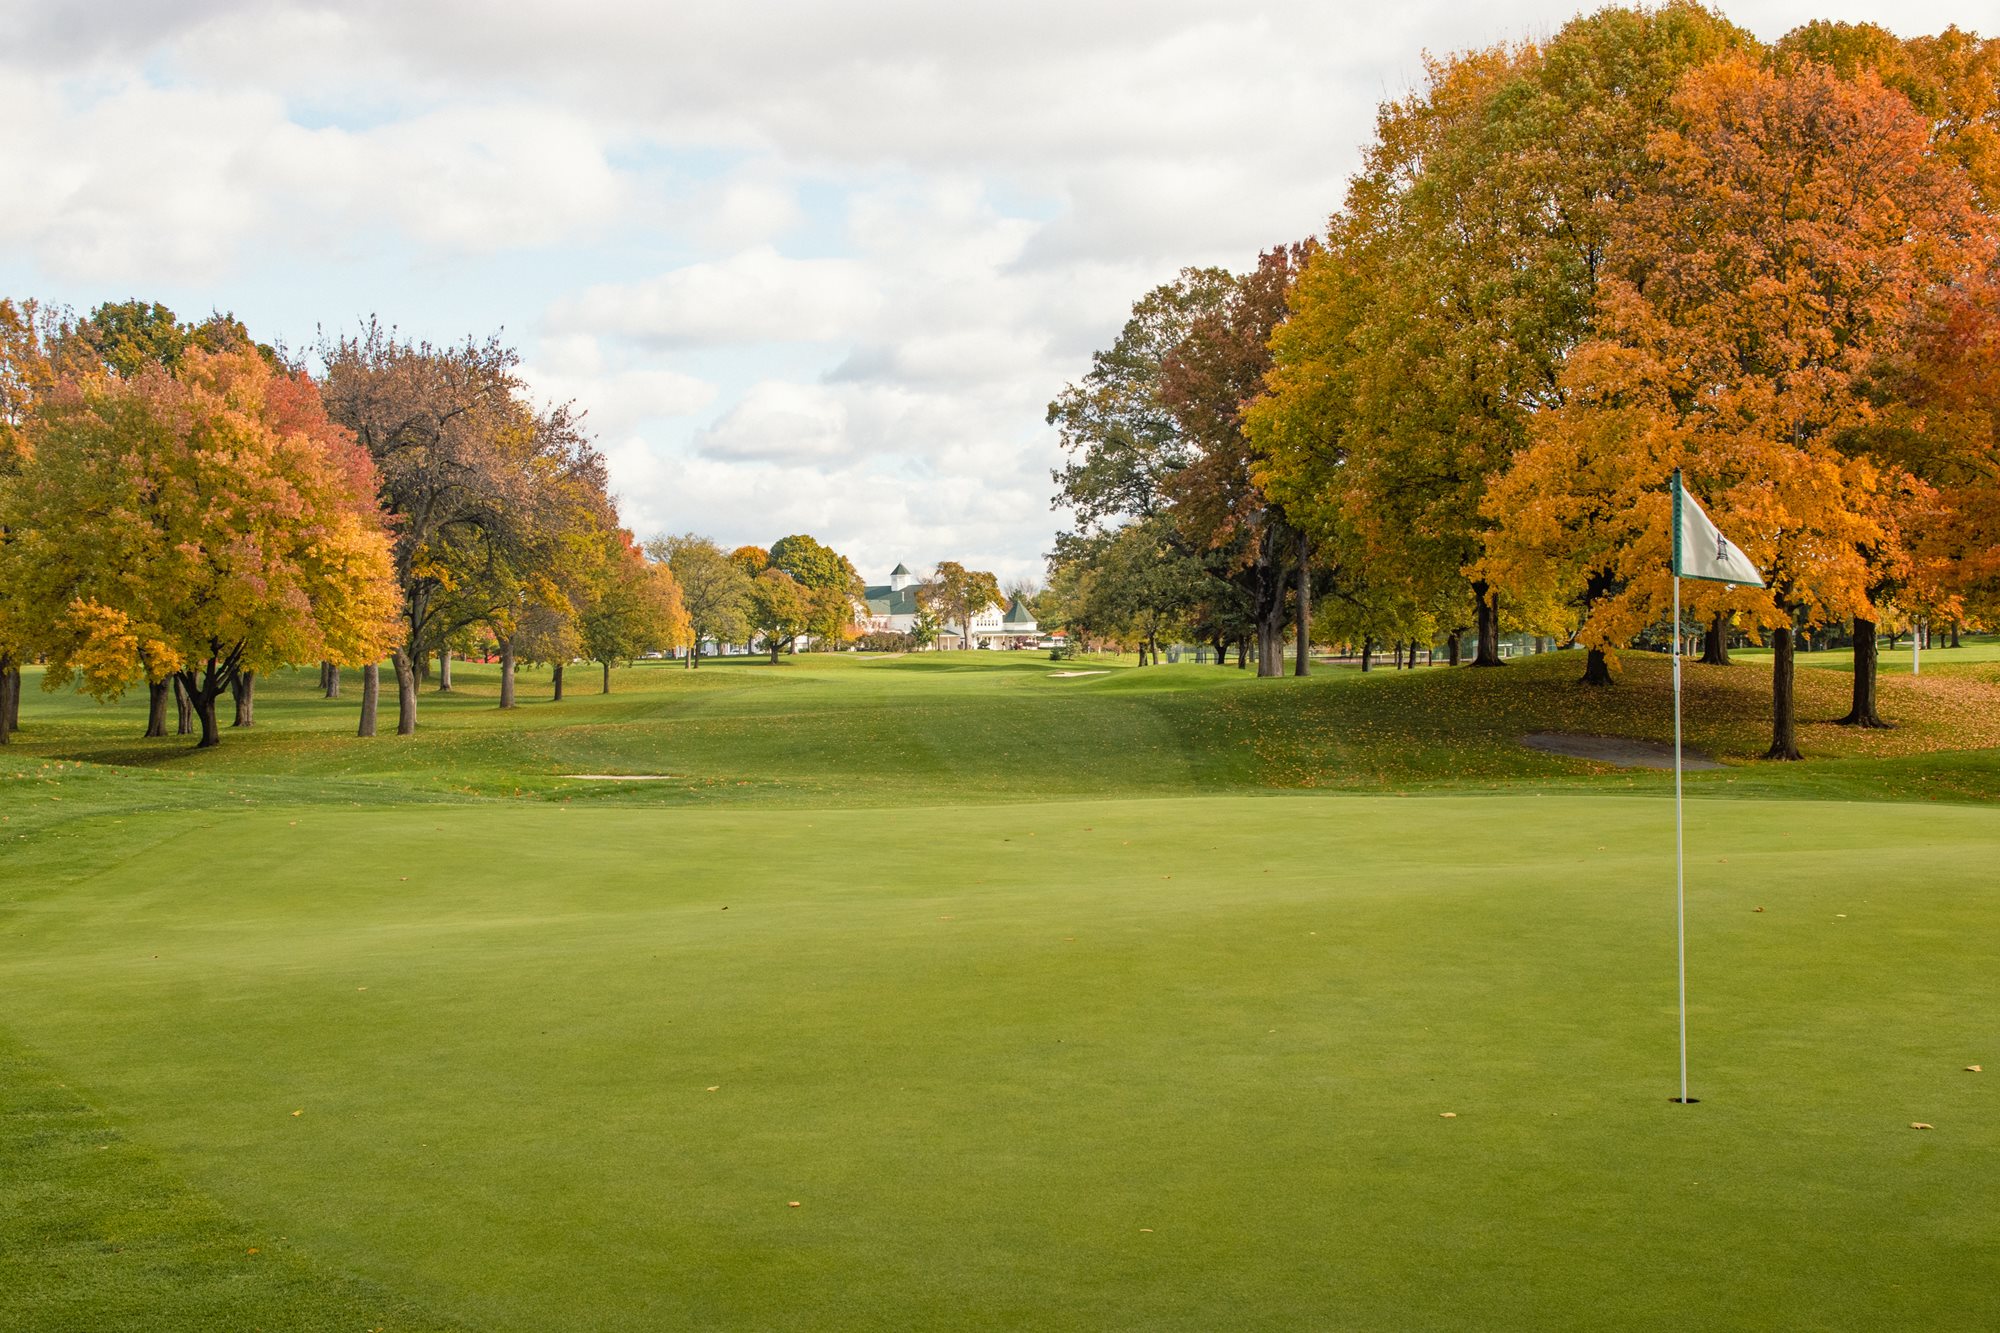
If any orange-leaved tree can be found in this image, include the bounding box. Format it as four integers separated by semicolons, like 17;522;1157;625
1487;55;1986;756
2;348;400;747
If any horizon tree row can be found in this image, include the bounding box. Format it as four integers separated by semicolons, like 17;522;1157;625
650;537;1018;662
1049;5;2000;758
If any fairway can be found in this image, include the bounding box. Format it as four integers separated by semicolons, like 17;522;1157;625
4;656;1998;1331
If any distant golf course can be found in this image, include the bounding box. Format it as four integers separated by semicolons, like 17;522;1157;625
4;649;1998;1331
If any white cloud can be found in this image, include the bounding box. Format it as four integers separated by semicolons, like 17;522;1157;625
548;247;882;346
258;105;628;254
693;381;851;462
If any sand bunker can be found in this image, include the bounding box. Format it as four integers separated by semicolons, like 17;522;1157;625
1520;732;1721;771
1048;670;1111;678
562;774;684;781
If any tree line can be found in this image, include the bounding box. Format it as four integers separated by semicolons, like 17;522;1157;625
1048;6;1999;758
0;301;693;746
654;539;1019;662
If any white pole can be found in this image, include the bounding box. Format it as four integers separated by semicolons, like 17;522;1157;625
1674;573;1690;1103
1913;617;1921;677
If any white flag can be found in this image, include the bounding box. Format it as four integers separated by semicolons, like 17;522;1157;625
1672;471;1763;587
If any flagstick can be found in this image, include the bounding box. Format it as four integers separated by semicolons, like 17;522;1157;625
1913;617;1921;677
1672;570;1694;1104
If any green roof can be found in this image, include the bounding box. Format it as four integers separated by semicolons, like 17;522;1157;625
863;585;921;616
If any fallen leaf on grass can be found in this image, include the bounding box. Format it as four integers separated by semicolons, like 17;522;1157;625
706;1086;719;1092
1440;1112;1457;1119
1967;1066;1983;1073
290;1110;301;1117
1754;907;1765;913
1911;1122;1933;1130
788;1201;801;1208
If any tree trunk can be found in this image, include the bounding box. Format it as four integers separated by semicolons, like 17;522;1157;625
1472;581;1503;667
1767;623;1802;760
1838;618;1889;728
1235;637;1247;669
1580;649;1613;686
439;648;453;692
180;665;223;749
1447;632;1463;667
1254;525;1285;678
323;661;340;699
603;660;612;693
1950;622;1961;649
1294;533;1311;677
231;670;255;727
193;688;221;748
358;662;379;737
146;679;169;738
1360;637;1374;672
1699;613;1731;666
552;663;565;701
498;641;517;708
0;657;15;744
174;676;193;735
770;639;782;664
393;647;417;735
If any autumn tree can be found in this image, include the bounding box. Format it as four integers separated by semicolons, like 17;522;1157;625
648;534;749;667
0;299;63;742
1264;8;1754;677
769;533;864;649
1057;520;1209;664
320;323;606;730
581;533;690;691
1862;274;2000;643
1050;272;1233;534
2;349;398;746
923;561;1002;649
1052;255;1313;677
747;568;811;663
1489;56;1985;755
1159;243;1318;676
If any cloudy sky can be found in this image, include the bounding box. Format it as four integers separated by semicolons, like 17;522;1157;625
0;1;1977;581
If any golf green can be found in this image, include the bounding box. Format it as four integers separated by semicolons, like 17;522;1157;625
5;791;1996;1331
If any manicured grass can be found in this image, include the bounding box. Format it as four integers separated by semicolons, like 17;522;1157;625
1736;634;2000;676
3;653;1998;1329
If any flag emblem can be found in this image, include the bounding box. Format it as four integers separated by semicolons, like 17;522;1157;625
1672;471;1764;587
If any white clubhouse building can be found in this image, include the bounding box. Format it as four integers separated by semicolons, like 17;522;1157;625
859;564;1039;648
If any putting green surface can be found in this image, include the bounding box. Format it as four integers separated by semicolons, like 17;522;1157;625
6;791;1997;1331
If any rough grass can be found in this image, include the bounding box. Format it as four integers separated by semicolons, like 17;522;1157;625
3;649;1999;1330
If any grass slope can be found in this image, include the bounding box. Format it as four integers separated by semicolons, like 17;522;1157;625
6;642;2000;811
3;651;1998;1330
